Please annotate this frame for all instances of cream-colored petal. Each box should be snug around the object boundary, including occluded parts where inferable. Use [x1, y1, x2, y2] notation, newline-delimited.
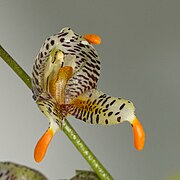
[69, 88, 135, 125]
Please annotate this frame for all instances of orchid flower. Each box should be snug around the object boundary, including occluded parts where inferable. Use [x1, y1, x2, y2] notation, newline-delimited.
[32, 27, 145, 163]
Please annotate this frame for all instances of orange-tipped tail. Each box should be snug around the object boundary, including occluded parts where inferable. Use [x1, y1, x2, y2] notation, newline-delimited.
[83, 34, 101, 45]
[34, 128, 54, 162]
[131, 117, 145, 150]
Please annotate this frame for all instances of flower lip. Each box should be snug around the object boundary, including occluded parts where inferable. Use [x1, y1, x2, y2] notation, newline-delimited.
[49, 66, 73, 104]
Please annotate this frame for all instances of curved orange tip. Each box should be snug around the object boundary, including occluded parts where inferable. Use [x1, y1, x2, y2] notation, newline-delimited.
[83, 34, 101, 45]
[132, 117, 145, 150]
[34, 128, 54, 163]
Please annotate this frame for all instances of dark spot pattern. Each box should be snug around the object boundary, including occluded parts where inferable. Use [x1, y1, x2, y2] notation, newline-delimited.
[108, 111, 113, 116]
[96, 115, 99, 124]
[120, 103, 125, 110]
[110, 100, 116, 106]
[46, 43, 49, 50]
[70, 89, 134, 125]
[60, 38, 65, 42]
[117, 117, 121, 122]
[50, 40, 55, 46]
[105, 119, 109, 124]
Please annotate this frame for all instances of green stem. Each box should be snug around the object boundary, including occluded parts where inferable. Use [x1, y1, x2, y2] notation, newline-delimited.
[62, 120, 112, 180]
[0, 45, 32, 89]
[0, 44, 113, 180]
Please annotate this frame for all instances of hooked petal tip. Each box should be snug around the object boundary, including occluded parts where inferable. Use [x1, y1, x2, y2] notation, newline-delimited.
[131, 116, 145, 150]
[34, 128, 54, 163]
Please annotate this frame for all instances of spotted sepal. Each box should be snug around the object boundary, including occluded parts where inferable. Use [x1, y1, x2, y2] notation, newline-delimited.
[69, 88, 145, 150]
[32, 27, 101, 102]
[69, 88, 135, 125]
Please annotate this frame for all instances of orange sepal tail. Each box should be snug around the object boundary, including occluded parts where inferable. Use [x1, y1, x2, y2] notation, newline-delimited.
[34, 128, 54, 162]
[132, 117, 145, 150]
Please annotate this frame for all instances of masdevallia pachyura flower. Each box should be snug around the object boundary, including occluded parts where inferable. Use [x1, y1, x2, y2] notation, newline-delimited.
[32, 27, 145, 162]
